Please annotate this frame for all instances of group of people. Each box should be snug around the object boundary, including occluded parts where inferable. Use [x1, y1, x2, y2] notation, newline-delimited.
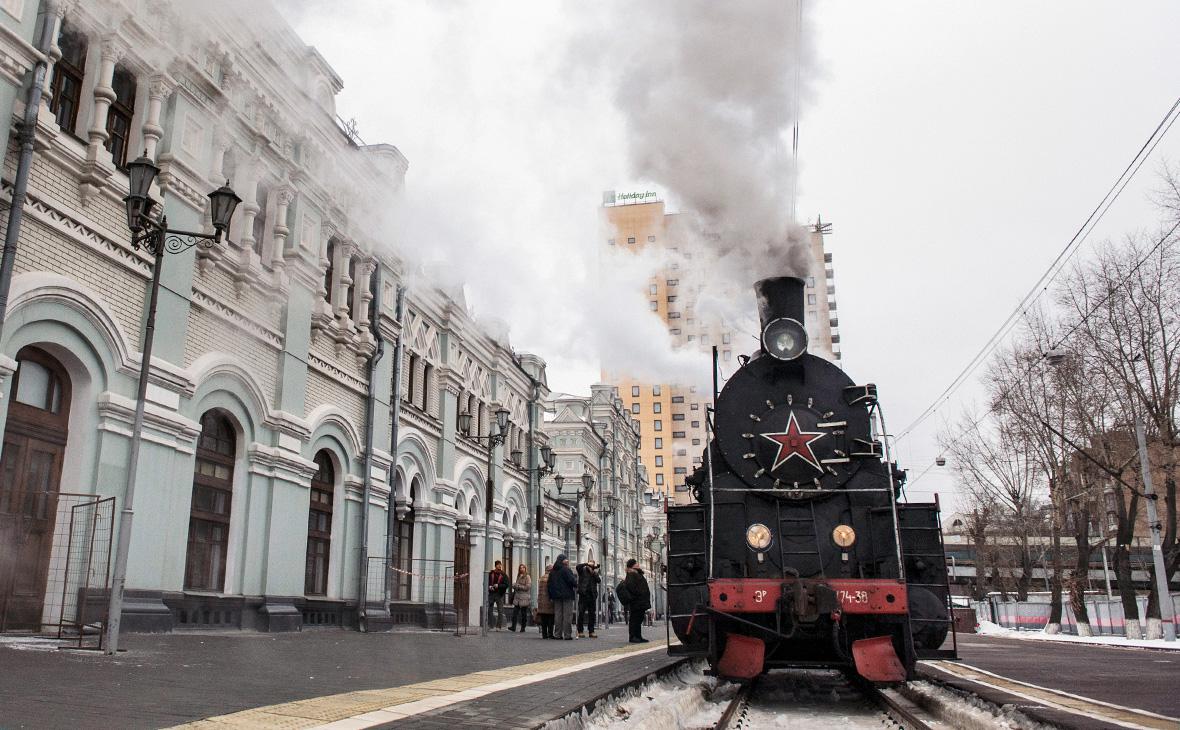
[485, 556, 652, 643]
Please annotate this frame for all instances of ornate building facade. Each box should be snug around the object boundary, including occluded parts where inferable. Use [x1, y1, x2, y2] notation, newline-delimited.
[541, 384, 647, 606]
[0, 0, 550, 633]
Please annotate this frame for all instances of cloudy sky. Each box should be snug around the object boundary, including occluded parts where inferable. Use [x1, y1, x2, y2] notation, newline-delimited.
[291, 1, 1180, 513]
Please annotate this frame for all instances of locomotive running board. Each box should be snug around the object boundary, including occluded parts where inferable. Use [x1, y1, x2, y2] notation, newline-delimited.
[851, 636, 907, 683]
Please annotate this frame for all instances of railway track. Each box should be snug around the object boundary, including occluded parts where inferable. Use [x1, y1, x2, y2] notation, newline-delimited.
[711, 670, 949, 730]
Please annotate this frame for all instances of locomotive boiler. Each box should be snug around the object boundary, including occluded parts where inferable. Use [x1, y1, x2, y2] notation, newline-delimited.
[665, 276, 955, 682]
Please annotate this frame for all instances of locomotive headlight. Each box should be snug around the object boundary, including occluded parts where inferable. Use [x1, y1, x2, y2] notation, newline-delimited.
[761, 317, 808, 361]
[746, 523, 773, 551]
[832, 524, 856, 548]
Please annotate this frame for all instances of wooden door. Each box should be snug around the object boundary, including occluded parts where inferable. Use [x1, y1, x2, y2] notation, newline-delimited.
[0, 348, 70, 631]
[453, 533, 471, 626]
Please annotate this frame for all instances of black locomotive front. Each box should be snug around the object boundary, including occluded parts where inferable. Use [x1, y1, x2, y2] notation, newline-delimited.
[665, 276, 953, 682]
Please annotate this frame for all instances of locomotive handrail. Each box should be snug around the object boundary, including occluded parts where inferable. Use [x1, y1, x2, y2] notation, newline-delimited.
[872, 402, 908, 581]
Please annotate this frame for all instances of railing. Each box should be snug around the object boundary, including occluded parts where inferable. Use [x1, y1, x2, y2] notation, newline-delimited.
[365, 557, 467, 634]
[974, 594, 1180, 637]
[0, 491, 114, 648]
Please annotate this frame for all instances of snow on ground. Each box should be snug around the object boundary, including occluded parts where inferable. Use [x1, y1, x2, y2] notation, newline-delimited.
[905, 680, 1054, 730]
[547, 665, 892, 729]
[701, 670, 883, 730]
[541, 661, 720, 730]
[0, 636, 74, 652]
[976, 620, 1180, 650]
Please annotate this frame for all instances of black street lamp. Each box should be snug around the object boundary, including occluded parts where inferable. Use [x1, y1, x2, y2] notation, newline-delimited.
[106, 156, 239, 655]
[458, 405, 512, 636]
[555, 468, 595, 556]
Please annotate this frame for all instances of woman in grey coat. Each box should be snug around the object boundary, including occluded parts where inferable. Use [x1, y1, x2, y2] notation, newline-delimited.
[509, 564, 532, 632]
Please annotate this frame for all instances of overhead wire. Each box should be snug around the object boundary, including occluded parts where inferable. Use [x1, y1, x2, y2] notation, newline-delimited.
[905, 213, 1180, 491]
[896, 95, 1180, 444]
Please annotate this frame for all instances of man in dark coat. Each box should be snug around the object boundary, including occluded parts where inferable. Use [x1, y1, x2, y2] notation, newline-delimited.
[620, 558, 651, 643]
[546, 555, 578, 640]
[575, 560, 601, 638]
[487, 560, 509, 631]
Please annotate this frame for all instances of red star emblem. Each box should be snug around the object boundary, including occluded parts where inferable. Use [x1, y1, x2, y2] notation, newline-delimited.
[761, 411, 826, 473]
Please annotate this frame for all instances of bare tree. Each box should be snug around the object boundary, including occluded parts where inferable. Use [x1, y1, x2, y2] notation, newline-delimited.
[1057, 219, 1180, 639]
[983, 328, 1072, 632]
[943, 409, 1045, 600]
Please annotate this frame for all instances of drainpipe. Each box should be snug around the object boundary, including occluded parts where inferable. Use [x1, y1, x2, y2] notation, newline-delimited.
[384, 285, 406, 606]
[358, 267, 385, 631]
[526, 379, 538, 607]
[0, 9, 54, 339]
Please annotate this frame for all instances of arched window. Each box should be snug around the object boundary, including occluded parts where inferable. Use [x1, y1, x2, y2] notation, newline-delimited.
[305, 451, 334, 595]
[418, 363, 432, 411]
[252, 181, 269, 259]
[185, 411, 236, 591]
[406, 353, 419, 407]
[394, 480, 416, 601]
[323, 240, 336, 305]
[105, 65, 136, 169]
[345, 256, 358, 321]
[50, 22, 87, 134]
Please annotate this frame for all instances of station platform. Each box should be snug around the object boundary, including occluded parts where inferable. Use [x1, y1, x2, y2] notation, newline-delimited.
[921, 633, 1180, 729]
[0, 624, 679, 729]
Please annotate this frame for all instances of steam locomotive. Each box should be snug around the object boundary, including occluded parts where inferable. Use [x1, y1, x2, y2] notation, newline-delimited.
[666, 276, 955, 682]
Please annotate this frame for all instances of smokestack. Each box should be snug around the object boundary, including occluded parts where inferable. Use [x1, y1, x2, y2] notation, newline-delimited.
[755, 276, 805, 331]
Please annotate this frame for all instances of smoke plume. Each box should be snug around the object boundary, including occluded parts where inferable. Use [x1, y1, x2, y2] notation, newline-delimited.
[281, 1, 817, 393]
[579, 1, 817, 289]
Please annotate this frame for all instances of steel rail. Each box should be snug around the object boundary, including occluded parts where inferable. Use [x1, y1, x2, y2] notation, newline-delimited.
[857, 680, 936, 730]
[712, 678, 757, 730]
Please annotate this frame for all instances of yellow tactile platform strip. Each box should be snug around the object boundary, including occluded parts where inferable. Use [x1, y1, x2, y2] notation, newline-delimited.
[924, 660, 1180, 730]
[171, 642, 667, 730]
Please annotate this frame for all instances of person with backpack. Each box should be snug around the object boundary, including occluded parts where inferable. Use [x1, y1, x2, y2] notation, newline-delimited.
[547, 555, 578, 640]
[487, 560, 509, 631]
[575, 560, 601, 638]
[618, 558, 651, 643]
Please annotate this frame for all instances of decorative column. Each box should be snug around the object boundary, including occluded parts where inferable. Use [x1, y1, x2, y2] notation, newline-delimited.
[140, 75, 174, 160]
[354, 257, 375, 330]
[310, 222, 336, 337]
[79, 36, 123, 204]
[353, 257, 377, 363]
[85, 36, 122, 164]
[39, 2, 66, 115]
[333, 240, 355, 325]
[269, 186, 295, 274]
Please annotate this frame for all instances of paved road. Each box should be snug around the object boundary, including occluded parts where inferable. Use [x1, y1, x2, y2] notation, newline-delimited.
[943, 633, 1180, 723]
[0, 625, 644, 729]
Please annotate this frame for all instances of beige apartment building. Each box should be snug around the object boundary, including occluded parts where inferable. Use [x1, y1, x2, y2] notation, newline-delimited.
[601, 193, 839, 505]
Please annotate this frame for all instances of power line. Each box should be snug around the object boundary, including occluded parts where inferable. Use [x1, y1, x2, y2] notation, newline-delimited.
[897, 95, 1180, 443]
[906, 215, 1180, 491]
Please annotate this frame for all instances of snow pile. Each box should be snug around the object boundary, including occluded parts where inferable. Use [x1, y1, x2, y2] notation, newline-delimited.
[542, 661, 719, 730]
[681, 670, 881, 730]
[977, 620, 1180, 650]
[906, 681, 1053, 730]
[0, 636, 72, 652]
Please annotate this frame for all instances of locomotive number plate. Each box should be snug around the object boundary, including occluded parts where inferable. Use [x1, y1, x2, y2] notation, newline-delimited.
[829, 580, 909, 614]
[837, 589, 869, 605]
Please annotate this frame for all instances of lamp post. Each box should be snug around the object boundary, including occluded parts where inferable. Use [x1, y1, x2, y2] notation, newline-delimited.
[586, 492, 618, 626]
[556, 469, 595, 560]
[511, 441, 555, 607]
[459, 406, 511, 637]
[106, 154, 240, 655]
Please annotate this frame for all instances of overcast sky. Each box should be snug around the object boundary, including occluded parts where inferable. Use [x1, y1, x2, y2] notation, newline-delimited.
[292, 1, 1180, 514]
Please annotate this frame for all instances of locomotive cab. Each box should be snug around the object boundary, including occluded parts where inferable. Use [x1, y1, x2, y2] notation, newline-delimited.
[665, 276, 955, 683]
